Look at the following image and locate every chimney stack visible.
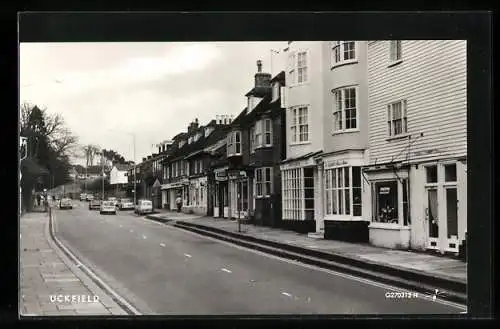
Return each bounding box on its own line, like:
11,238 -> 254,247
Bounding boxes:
255,59 -> 271,89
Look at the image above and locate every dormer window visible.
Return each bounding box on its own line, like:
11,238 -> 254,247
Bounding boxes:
204,127 -> 214,137
252,118 -> 273,150
194,133 -> 201,142
272,82 -> 280,102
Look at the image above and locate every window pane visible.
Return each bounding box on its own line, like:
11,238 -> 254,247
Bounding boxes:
338,187 -> 343,214
446,188 -> 458,238
236,143 -> 241,154
445,163 -> 457,182
353,187 -> 362,216
332,189 -> 337,214
265,168 -> 271,181
426,165 -> 438,183
265,133 -> 271,145
332,169 -> 337,188
428,189 -> 438,237
325,170 -> 330,189
344,189 -> 350,215
376,181 -> 398,223
344,167 -> 350,187
352,167 -> 361,188
338,168 -> 343,187
265,182 -> 272,195
326,190 -> 332,215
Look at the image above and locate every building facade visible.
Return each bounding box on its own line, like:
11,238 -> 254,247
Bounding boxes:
280,41 -> 325,233
317,41 -> 372,242
363,40 -> 467,254
247,71 -> 287,227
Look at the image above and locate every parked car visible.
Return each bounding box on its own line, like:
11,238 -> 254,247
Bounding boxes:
59,198 -> 73,209
135,199 -> 153,215
118,198 -> 134,210
80,193 -> 87,201
88,199 -> 101,210
107,197 -> 118,207
100,201 -> 117,215
86,194 -> 94,201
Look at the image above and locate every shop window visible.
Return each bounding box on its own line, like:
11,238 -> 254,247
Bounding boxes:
374,180 -> 398,223
445,163 -> 457,182
402,179 -> 409,225
352,167 -> 362,216
426,165 -> 438,183
446,188 -> 458,238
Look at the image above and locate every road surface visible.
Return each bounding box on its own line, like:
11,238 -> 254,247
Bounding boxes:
52,201 -> 465,315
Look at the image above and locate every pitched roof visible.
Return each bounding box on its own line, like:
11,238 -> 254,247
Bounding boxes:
113,163 -> 131,171
270,70 -> 285,83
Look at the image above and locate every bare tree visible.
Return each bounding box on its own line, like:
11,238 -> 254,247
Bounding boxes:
82,144 -> 101,167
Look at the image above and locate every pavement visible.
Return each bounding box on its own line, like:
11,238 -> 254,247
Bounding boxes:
50,201 -> 465,314
155,214 -> 467,284
19,206 -> 128,316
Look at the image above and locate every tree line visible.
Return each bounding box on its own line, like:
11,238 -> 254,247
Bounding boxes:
20,102 -> 132,211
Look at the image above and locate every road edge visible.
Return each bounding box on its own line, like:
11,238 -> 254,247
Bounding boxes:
47,209 -> 141,316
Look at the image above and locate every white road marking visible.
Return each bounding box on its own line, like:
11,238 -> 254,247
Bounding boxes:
173,225 -> 466,311
221,268 -> 232,273
142,235 -> 147,239
130,229 -> 134,233
184,253 -> 192,258
160,243 -> 166,247
119,225 -> 123,228
281,292 -> 292,297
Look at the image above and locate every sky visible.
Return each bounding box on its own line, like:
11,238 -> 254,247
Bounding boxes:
19,42 -> 288,166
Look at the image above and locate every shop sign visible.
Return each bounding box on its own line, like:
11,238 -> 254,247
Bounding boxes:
379,187 -> 391,195
228,171 -> 247,180
325,159 -> 348,169
281,158 -> 315,170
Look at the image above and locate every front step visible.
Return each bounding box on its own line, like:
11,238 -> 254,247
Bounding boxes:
308,232 -> 324,239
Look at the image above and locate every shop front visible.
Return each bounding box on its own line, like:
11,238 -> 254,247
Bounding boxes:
161,180 -> 188,211
321,150 -> 370,243
363,163 -> 411,249
280,153 -> 320,233
213,167 -> 229,218
227,169 -> 252,220
187,176 -> 208,215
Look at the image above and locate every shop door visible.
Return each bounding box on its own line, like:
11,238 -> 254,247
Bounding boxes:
425,187 -> 439,250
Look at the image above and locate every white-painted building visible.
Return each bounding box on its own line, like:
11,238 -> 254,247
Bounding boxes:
109,164 -> 130,185
363,40 -> 467,254
280,41 -> 325,233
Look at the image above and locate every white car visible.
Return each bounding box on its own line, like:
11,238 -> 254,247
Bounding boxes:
135,200 -> 153,215
118,198 -> 134,210
100,201 -> 117,215
80,193 -> 87,201
59,198 -> 73,209
86,194 -> 94,201
107,197 -> 118,207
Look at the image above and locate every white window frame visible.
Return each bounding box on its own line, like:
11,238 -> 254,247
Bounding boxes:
332,86 -> 360,133
254,122 -> 262,149
387,100 -> 408,138
255,167 -> 273,198
264,118 -> 273,146
287,50 -> 309,86
227,131 -> 242,156
389,40 -> 403,65
289,105 -> 310,145
282,168 -> 305,220
331,41 -> 357,67
324,166 -> 363,218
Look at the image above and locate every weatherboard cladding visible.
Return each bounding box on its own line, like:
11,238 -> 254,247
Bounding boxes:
368,40 -> 467,165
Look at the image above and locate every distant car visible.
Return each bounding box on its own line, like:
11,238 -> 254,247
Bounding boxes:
88,199 -> 101,210
118,198 -> 134,210
86,194 -> 94,201
59,198 -> 73,209
107,197 -> 118,207
80,193 -> 87,201
135,199 -> 153,215
100,201 -> 117,215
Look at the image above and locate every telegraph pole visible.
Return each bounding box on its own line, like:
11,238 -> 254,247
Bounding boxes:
133,134 -> 137,205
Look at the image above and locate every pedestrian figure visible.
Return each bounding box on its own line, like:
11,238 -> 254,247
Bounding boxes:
176,195 -> 182,213
36,194 -> 41,207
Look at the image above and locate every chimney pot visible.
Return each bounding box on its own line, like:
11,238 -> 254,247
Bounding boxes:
257,60 -> 262,73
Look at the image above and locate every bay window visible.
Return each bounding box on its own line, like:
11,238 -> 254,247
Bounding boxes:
332,41 -> 357,66
387,100 -> 408,137
250,126 -> 255,152
333,86 -> 358,132
252,118 -> 273,149
227,131 -> 242,156
255,167 -> 273,197
324,166 -> 362,217
282,167 -> 315,221
290,106 -> 309,144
